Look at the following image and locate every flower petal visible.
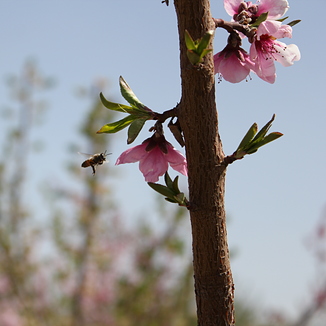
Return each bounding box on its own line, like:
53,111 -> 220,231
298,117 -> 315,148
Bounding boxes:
115,143 -> 148,165
257,21 -> 282,38
257,21 -> 293,39
139,147 -> 168,182
258,0 -> 289,19
273,24 -> 293,39
223,0 -> 243,17
215,52 -> 253,83
165,143 -> 188,176
274,42 -> 301,67
250,42 -> 276,83
255,56 -> 276,84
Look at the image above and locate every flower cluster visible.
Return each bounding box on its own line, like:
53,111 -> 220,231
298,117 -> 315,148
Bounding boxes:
214,0 -> 300,84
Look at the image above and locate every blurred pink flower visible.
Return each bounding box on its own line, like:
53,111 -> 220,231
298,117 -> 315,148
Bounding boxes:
250,20 -> 300,83
116,135 -> 187,182
0,306 -> 22,326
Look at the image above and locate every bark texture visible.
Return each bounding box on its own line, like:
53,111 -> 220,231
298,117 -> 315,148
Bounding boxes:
174,0 -> 235,325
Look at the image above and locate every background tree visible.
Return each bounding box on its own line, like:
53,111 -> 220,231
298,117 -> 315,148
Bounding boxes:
0,60 -> 53,325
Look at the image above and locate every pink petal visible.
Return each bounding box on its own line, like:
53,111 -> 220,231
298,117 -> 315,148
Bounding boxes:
250,42 -> 276,83
257,21 -> 292,39
217,53 -> 252,83
250,42 -> 258,61
273,24 -> 293,39
257,21 -> 282,38
258,0 -> 289,19
115,143 -> 148,165
165,143 -> 188,176
255,55 -> 276,84
274,43 -> 301,67
223,0 -> 243,16
139,147 -> 168,182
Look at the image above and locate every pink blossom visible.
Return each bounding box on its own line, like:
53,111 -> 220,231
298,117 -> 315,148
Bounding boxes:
224,0 -> 289,22
250,20 -> 301,83
214,47 -> 255,83
116,135 -> 187,183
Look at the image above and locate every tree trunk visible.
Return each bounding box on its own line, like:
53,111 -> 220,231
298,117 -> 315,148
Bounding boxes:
174,0 -> 235,325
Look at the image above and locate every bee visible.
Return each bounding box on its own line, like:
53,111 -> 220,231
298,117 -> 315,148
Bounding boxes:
80,150 -> 111,175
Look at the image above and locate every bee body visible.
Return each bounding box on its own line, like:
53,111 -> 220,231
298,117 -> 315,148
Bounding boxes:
81,150 -> 110,175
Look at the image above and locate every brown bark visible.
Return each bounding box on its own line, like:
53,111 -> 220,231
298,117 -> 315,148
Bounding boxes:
174,0 -> 235,325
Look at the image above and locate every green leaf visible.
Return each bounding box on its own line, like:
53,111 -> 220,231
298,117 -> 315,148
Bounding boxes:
187,50 -> 201,65
251,114 -> 275,143
199,49 -> 213,60
246,148 -> 258,155
197,30 -> 214,55
148,175 -> 188,206
246,132 -> 283,154
148,182 -> 177,200
127,118 -> 147,144
119,76 -> 145,110
231,114 -> 283,159
172,176 -> 181,194
100,92 -> 133,113
185,30 -> 196,51
165,197 -> 178,204
287,19 -> 301,27
236,123 -> 258,151
251,11 -> 268,27
276,16 -> 289,22
254,132 -> 283,148
174,193 -> 186,204
97,115 -> 136,134
164,172 -> 174,190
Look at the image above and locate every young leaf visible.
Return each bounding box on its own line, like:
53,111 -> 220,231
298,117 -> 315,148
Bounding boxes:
236,123 -> 258,151
246,131 -> 282,154
251,114 -> 275,143
251,11 -> 268,27
164,172 -> 174,190
276,16 -> 289,22
185,30 -> 196,51
246,148 -> 258,155
199,48 -> 213,60
147,182 -> 177,200
172,176 -> 181,194
127,118 -> 147,144
287,19 -> 301,27
119,76 -> 145,110
197,30 -> 214,56
253,132 -> 283,148
165,197 -> 178,204
174,193 -> 186,204
186,50 -> 201,65
97,115 -> 136,134
100,92 -> 133,113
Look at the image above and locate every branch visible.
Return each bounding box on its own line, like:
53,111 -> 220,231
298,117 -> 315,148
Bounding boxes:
213,18 -> 256,42
153,106 -> 178,123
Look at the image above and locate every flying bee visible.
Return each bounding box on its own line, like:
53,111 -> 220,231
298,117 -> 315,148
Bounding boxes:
80,150 -> 111,175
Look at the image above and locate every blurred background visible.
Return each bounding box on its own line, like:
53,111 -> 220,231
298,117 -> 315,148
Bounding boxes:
0,0 -> 325,325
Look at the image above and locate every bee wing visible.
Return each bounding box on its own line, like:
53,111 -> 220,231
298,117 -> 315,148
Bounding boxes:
78,152 -> 92,157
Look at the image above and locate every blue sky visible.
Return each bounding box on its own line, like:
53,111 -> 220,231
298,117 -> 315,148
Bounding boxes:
1,0 -> 325,319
